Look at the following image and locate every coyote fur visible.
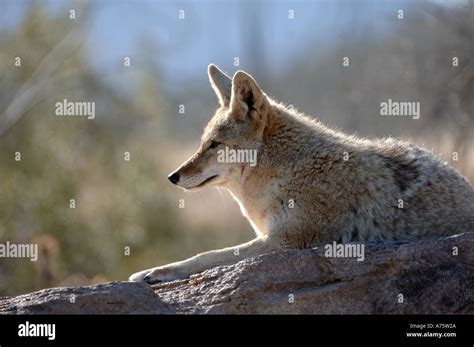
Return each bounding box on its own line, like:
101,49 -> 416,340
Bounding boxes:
130,64 -> 474,283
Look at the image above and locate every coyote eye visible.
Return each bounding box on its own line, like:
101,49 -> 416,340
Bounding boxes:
209,141 -> 221,149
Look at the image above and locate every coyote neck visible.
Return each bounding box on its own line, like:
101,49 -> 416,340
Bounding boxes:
224,105 -> 347,238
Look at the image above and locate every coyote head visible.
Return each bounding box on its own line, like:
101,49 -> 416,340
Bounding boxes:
168,64 -> 270,190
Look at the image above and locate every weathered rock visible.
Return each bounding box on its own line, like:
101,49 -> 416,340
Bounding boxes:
0,282 -> 173,314
1,233 -> 472,314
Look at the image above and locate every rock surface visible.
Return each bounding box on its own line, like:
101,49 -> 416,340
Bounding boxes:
1,233 -> 473,314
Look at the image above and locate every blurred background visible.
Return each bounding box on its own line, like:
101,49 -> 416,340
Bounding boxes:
0,0 -> 472,296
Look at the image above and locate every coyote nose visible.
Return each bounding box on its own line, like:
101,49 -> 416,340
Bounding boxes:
168,172 -> 180,185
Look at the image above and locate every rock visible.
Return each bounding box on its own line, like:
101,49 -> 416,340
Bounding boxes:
0,282 -> 173,314
1,233 -> 472,314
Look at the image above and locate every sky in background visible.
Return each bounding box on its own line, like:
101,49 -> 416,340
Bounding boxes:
0,0 -> 469,97
1,1 -> 421,76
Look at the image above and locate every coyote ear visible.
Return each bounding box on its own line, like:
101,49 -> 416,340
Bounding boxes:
208,64 -> 232,107
230,70 -> 269,121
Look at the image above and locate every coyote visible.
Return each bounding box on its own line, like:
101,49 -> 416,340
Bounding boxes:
130,64 -> 474,283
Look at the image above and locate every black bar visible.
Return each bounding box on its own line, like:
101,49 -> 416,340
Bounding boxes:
0,315 -> 471,346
